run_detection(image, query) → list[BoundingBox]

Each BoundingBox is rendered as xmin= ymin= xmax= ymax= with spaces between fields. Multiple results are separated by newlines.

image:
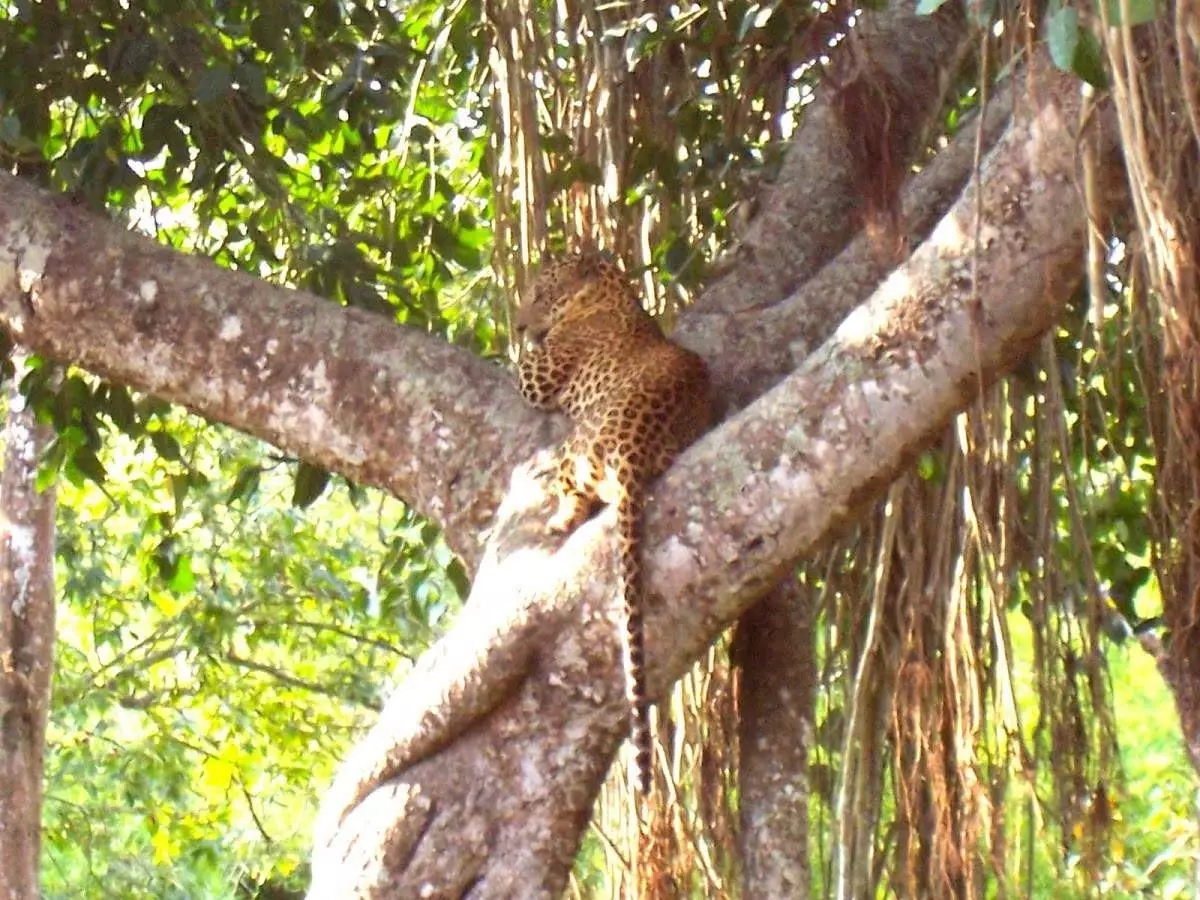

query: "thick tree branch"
xmin=0 ymin=184 xmax=555 ymax=566
xmin=702 ymin=81 xmax=1015 ymax=411
xmin=680 ymin=75 xmax=1015 ymax=412
xmin=308 ymin=62 xmax=1125 ymax=897
xmin=677 ymin=0 xmax=975 ymax=410
xmin=689 ymin=0 xmax=971 ymax=319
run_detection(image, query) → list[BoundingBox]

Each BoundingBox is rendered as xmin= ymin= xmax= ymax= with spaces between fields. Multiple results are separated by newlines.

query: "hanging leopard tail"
xmin=616 ymin=486 xmax=653 ymax=795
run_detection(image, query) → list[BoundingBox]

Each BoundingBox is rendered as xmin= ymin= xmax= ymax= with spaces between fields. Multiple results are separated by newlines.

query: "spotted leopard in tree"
xmin=513 ymin=249 xmax=711 ymax=794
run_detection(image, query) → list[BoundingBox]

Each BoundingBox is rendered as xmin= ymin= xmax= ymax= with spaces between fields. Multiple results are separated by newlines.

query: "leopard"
xmin=513 ymin=249 xmax=711 ymax=794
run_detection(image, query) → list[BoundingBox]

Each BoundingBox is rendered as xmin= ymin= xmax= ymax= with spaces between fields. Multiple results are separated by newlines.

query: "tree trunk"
xmin=0 ymin=352 xmax=58 ymax=900
xmin=735 ymin=578 xmax=814 ymax=899
xmin=307 ymin=63 xmax=1124 ymax=897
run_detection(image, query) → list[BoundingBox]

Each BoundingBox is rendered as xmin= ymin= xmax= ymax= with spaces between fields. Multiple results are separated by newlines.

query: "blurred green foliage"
xmin=45 ymin=414 xmax=462 ymax=898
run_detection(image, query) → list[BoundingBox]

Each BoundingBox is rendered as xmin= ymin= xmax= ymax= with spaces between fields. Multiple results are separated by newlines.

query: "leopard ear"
xmin=573 ymin=245 xmax=616 ymax=275
xmin=565 ymin=237 xmax=612 ymax=261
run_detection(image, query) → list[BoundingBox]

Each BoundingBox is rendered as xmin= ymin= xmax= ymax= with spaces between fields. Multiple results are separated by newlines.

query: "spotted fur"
xmin=514 ymin=250 xmax=710 ymax=793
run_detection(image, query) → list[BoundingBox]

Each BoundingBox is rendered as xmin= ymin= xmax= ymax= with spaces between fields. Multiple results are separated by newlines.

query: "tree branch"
xmin=687 ymin=0 xmax=972 ymax=322
xmin=0 ymin=185 xmax=555 ymax=567
xmin=0 ymin=353 xmax=58 ymax=900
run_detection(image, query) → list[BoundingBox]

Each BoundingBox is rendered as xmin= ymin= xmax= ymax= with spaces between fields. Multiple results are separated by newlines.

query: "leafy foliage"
xmin=45 ymin=415 xmax=461 ymax=898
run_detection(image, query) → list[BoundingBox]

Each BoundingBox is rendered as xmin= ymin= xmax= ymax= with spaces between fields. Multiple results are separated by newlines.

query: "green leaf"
xmin=916 ymin=0 xmax=953 ymax=13
xmin=1046 ymin=5 xmax=1108 ymax=87
xmin=445 ymin=558 xmax=470 ymax=600
xmin=250 ymin=12 xmax=286 ymax=54
xmin=227 ymin=465 xmax=262 ymax=503
xmin=168 ymin=553 xmax=195 ymax=594
xmin=35 ymin=437 xmax=65 ymax=492
xmin=1072 ymin=28 xmax=1108 ymax=88
xmin=194 ymin=66 xmax=233 ymax=105
xmin=104 ymin=385 xmax=138 ymax=433
xmin=140 ymin=104 xmax=184 ymax=159
xmin=71 ymin=446 xmax=108 ymax=486
xmin=1047 ymin=5 xmax=1080 ymax=73
xmin=1099 ymin=0 xmax=1159 ymax=25
xmin=154 ymin=536 xmax=180 ymax=582
xmin=293 ymin=462 xmax=330 ymax=508
xmin=150 ymin=431 xmax=182 ymax=461
xmin=235 ymin=62 xmax=270 ymax=107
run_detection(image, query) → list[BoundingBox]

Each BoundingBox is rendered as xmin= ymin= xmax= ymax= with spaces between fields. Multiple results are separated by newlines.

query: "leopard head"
xmin=514 ymin=250 xmax=633 ymax=347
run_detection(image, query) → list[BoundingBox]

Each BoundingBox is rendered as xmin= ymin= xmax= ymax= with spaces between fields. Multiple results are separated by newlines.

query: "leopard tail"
xmin=617 ymin=486 xmax=653 ymax=795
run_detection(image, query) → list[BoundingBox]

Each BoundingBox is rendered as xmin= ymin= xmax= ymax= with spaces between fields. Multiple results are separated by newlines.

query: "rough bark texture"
xmin=714 ymin=25 xmax=1007 ymax=894
xmin=307 ymin=63 xmax=1124 ymax=897
xmin=0 ymin=353 xmax=57 ymax=900
xmin=704 ymin=79 xmax=1014 ymax=411
xmin=686 ymin=0 xmax=970 ymax=320
xmin=735 ymin=579 xmax=814 ymax=899
xmin=0 ymin=0 xmax=980 ymax=572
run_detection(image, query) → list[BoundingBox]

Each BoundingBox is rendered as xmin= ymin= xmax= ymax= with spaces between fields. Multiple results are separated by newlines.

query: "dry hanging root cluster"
xmin=1106 ymin=4 xmax=1200 ymax=770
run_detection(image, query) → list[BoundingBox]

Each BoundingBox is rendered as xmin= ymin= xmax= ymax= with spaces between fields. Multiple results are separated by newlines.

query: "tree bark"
xmin=0 ymin=55 xmax=1122 ymax=895
xmin=0 ymin=352 xmax=58 ymax=900
xmin=676 ymin=0 xmax=976 ymax=413
xmin=723 ymin=28 xmax=1011 ymax=899
xmin=735 ymin=578 xmax=814 ymax=899
xmin=0 ymin=0 xmax=983 ymax=564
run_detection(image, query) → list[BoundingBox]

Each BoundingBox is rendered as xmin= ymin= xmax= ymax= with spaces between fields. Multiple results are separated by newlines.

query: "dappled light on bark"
xmin=300 ymin=44 xmax=1127 ymax=892
xmin=1 ymin=0 xmax=1181 ymax=894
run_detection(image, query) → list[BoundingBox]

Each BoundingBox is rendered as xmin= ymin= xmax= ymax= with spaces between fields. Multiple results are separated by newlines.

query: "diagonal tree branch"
xmin=687 ymin=0 xmax=972 ymax=322
xmin=677 ymin=0 xmax=974 ymax=407
xmin=0 ymin=49 xmax=1000 ymax=572
xmin=307 ymin=60 xmax=1126 ymax=897
xmin=0 ymin=8 xmax=1121 ymax=895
